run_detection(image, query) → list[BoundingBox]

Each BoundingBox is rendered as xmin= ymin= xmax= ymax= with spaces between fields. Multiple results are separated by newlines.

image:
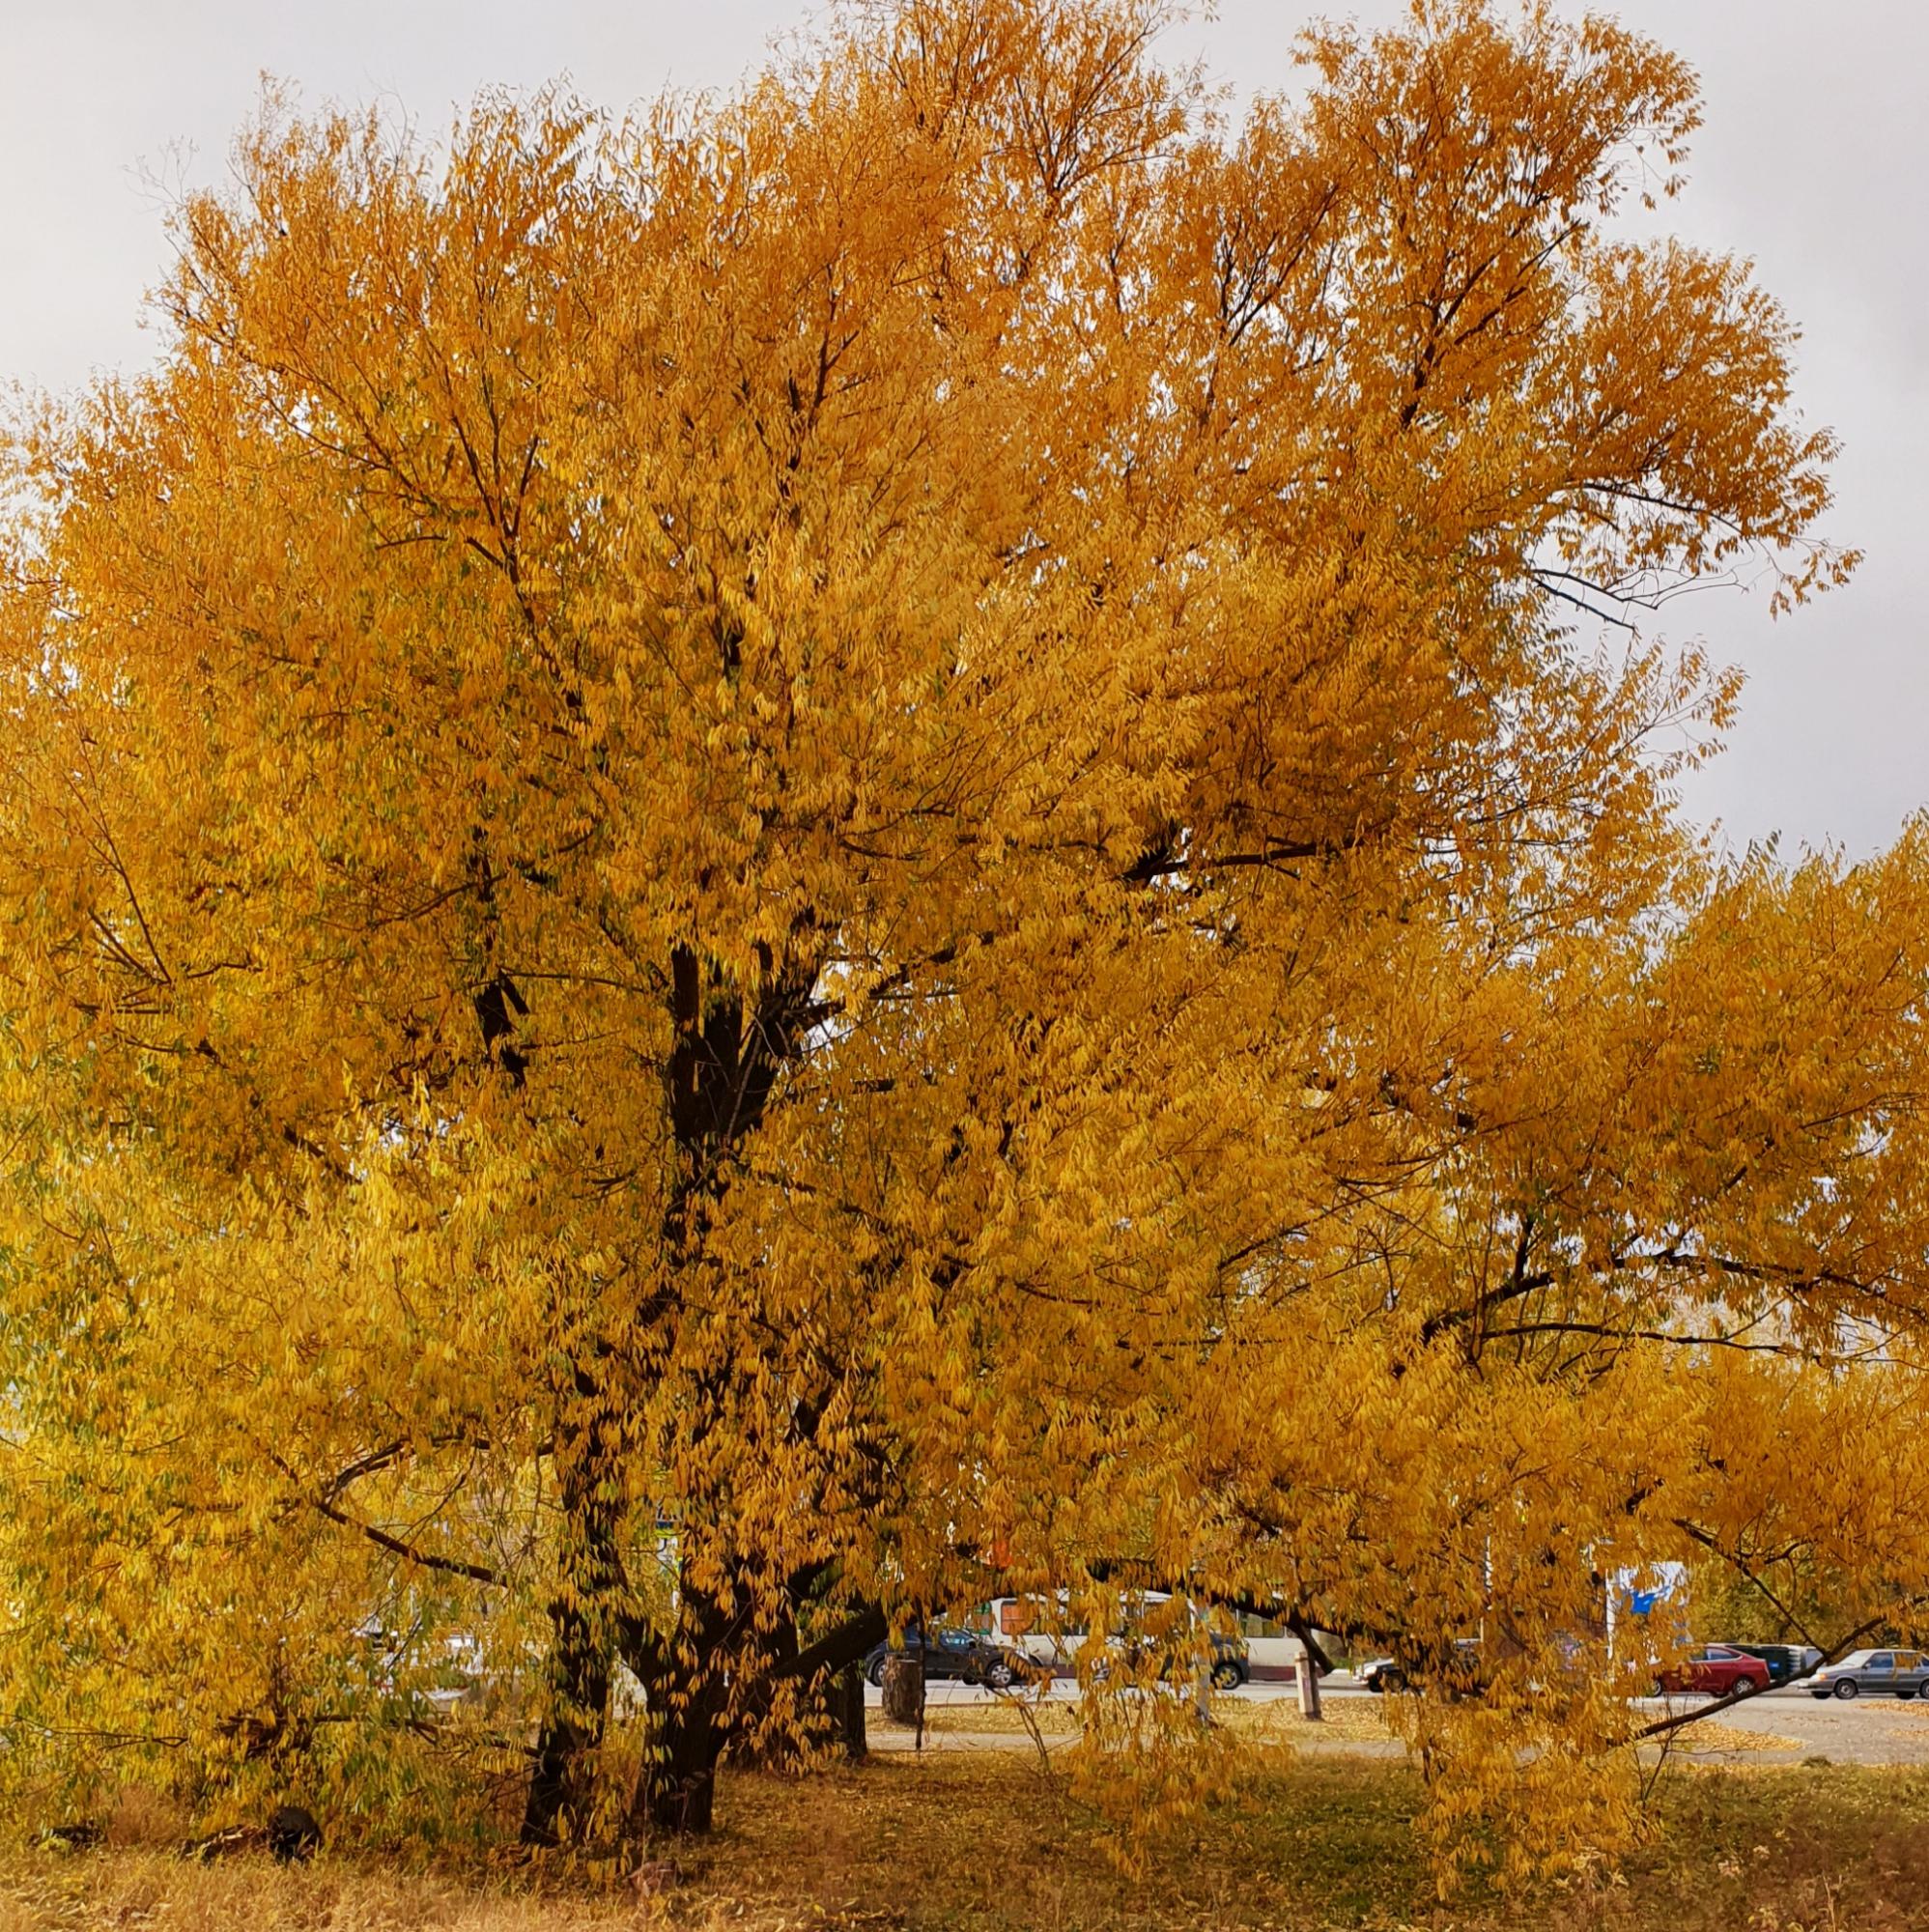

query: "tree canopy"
xmin=2 ymin=0 xmax=1924 ymax=1884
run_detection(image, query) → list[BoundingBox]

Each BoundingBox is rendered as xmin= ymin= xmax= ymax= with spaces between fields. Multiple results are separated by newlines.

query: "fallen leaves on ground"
xmin=15 ymin=1756 xmax=1929 ymax=1929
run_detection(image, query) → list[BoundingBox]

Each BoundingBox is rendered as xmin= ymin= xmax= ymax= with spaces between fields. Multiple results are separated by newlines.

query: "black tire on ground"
xmin=865 ymin=1657 xmax=888 ymax=1688
xmin=986 ymin=1659 xmax=1015 ymax=1690
xmin=1211 ymin=1660 xmax=1244 ymax=1690
xmin=267 ymin=1805 xmax=321 ymax=1864
xmin=1833 ymin=1678 xmax=1860 ymax=1699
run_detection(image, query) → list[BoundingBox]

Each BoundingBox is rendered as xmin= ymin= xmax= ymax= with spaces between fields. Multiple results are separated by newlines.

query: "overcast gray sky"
xmin=3 ymin=0 xmax=1921 ymax=860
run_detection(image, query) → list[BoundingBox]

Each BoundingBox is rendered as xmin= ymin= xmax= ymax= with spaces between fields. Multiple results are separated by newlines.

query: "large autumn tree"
xmin=4 ymin=0 xmax=1926 ymax=1879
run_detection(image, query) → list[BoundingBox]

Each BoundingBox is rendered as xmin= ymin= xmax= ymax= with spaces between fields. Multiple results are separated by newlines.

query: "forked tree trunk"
xmin=623 ymin=944 xmax=822 ymax=1839
xmin=623 ymin=1589 xmax=887 ymax=1844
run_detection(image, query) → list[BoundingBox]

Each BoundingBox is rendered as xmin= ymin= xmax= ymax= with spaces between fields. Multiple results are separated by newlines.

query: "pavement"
xmin=1641 ymin=1685 xmax=1929 ymax=1767
xmin=861 ymin=1674 xmax=1929 ymax=1767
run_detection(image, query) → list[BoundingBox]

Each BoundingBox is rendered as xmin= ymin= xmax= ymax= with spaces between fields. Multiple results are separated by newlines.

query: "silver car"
xmin=1808 ymin=1648 xmax=1929 ymax=1699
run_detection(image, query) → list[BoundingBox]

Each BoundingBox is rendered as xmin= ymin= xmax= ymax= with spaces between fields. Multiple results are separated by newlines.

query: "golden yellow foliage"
xmin=0 ymin=0 xmax=1919 ymax=1888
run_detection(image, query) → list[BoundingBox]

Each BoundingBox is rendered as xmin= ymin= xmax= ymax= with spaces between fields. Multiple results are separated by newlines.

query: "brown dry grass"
xmin=10 ymin=1753 xmax=1929 ymax=1929
xmin=916 ymin=1695 xmax=1081 ymax=1737
xmin=1652 ymin=1719 xmax=1803 ymax=1755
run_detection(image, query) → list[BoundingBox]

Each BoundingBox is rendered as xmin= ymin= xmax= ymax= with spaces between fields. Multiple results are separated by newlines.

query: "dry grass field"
xmin=7 ymin=1752 xmax=1929 ymax=1931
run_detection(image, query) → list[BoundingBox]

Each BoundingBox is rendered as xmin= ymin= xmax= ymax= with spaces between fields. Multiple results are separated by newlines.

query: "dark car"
xmin=865 ymin=1624 xmax=1021 ymax=1689
xmin=1729 ymin=1643 xmax=1811 ymax=1687
xmin=1110 ymin=1617 xmax=1250 ymax=1689
xmin=1205 ymin=1632 xmax=1251 ymax=1689
xmin=1150 ymin=1630 xmax=1249 ymax=1689
xmin=1363 ymin=1638 xmax=1482 ymax=1696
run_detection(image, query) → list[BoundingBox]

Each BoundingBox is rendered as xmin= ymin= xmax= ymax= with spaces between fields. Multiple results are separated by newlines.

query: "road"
xmin=862 ymin=1674 xmax=1929 ymax=1766
xmin=1631 ymin=1682 xmax=1929 ymax=1766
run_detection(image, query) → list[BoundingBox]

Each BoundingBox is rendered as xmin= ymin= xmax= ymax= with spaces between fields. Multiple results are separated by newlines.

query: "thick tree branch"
xmin=774 ymin=1605 xmax=890 ymax=1685
xmin=307 ymin=1494 xmax=503 ymax=1586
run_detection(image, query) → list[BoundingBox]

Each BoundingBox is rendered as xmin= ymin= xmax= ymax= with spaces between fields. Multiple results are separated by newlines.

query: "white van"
xmin=985 ymin=1590 xmax=1253 ymax=1685
xmin=985 ymin=1589 xmax=1094 ymax=1676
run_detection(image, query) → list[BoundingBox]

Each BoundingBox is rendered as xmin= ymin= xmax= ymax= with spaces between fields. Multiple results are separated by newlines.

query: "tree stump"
xmin=880 ymin=1652 xmax=924 ymax=1731
xmin=1295 ymin=1654 xmax=1324 ymax=1721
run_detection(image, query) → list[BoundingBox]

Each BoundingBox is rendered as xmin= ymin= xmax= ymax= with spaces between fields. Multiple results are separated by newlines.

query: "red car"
xmin=1657 ymin=1644 xmax=1772 ymax=1696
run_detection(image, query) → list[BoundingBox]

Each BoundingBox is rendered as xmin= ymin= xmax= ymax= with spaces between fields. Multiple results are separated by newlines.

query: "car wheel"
xmin=865 ymin=1658 xmax=888 ymax=1689
xmin=1210 ymin=1660 xmax=1244 ymax=1690
xmin=1381 ymin=1668 xmax=1407 ymax=1694
xmin=1833 ymin=1678 xmax=1860 ymax=1700
xmin=986 ymin=1659 xmax=1015 ymax=1690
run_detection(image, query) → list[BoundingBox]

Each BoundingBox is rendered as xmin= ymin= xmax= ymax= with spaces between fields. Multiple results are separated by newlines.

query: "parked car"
xmin=1204 ymin=1632 xmax=1251 ymax=1689
xmin=1126 ymin=1628 xmax=1249 ymax=1689
xmin=1807 ymin=1649 xmax=1929 ymax=1700
xmin=865 ymin=1623 xmax=1022 ymax=1690
xmin=1363 ymin=1638 xmax=1482 ymax=1696
xmin=1656 ymin=1644 xmax=1772 ymax=1696
xmin=1729 ymin=1643 xmax=1812 ymax=1687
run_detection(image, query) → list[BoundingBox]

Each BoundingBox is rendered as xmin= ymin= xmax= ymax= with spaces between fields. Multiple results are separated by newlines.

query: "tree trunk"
xmin=723 ymin=1603 xmax=805 ymax=1770
xmin=833 ymin=1659 xmax=866 ymax=1760
xmin=1296 ymin=1648 xmax=1324 ymax=1721
xmin=635 ymin=1682 xmax=726 ymax=1837
xmin=1290 ymin=1613 xmax=1328 ymax=1722
xmin=628 ymin=1569 xmax=732 ymax=1842
xmin=621 ymin=943 xmax=823 ymax=1841
xmin=521 ymin=1383 xmax=620 ymax=1847
xmin=522 ymin=1640 xmax=610 ymax=1846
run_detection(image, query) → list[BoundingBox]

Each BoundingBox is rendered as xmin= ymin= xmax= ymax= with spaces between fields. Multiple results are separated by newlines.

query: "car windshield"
xmin=1834 ymin=1651 xmax=1876 ymax=1668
